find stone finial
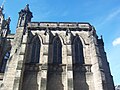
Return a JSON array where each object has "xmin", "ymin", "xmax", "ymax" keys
[
  {"xmin": 18, "ymin": 4, "xmax": 33, "ymax": 28},
  {"xmin": 24, "ymin": 4, "xmax": 30, "ymax": 11},
  {"xmin": 19, "ymin": 4, "xmax": 32, "ymax": 15},
  {"xmin": 100, "ymin": 35, "xmax": 103, "ymax": 39},
  {"xmin": 7, "ymin": 16, "xmax": 11, "ymax": 24},
  {"xmin": 100, "ymin": 35, "xmax": 104, "ymax": 45},
  {"xmin": 0, "ymin": 5, "xmax": 4, "ymax": 15},
  {"xmin": 0, "ymin": 5, "xmax": 4, "ymax": 10}
]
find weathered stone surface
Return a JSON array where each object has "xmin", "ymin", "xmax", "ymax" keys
[{"xmin": 0, "ymin": 5, "xmax": 115, "ymax": 90}]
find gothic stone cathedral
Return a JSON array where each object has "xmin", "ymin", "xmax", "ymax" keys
[{"xmin": 0, "ymin": 4, "xmax": 115, "ymax": 90}]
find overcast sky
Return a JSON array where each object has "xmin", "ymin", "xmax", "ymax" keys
[{"xmin": 0, "ymin": 0, "xmax": 120, "ymax": 85}]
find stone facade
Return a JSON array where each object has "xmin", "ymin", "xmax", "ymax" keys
[
  {"xmin": 0, "ymin": 4, "xmax": 115, "ymax": 90},
  {"xmin": 115, "ymin": 85, "xmax": 120, "ymax": 90}
]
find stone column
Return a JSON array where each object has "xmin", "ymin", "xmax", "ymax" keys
[
  {"xmin": 66, "ymin": 33, "xmax": 73, "ymax": 90},
  {"xmin": 39, "ymin": 32, "xmax": 49, "ymax": 90},
  {"xmin": 62, "ymin": 44, "xmax": 68, "ymax": 90},
  {"xmin": 90, "ymin": 36, "xmax": 104, "ymax": 90},
  {"xmin": 2, "ymin": 27, "xmax": 25, "ymax": 90},
  {"xmin": 40, "ymin": 54, "xmax": 48, "ymax": 90},
  {"xmin": 67, "ymin": 55, "xmax": 73, "ymax": 90},
  {"xmin": 13, "ymin": 32, "xmax": 28, "ymax": 90}
]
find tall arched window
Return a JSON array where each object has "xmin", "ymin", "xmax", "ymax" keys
[
  {"xmin": 73, "ymin": 36, "xmax": 87, "ymax": 90},
  {"xmin": 47, "ymin": 36, "xmax": 63, "ymax": 90},
  {"xmin": 31, "ymin": 36, "xmax": 40, "ymax": 63},
  {"xmin": 22, "ymin": 36, "xmax": 40, "ymax": 90},
  {"xmin": 53, "ymin": 36, "xmax": 62, "ymax": 64},
  {"xmin": 73, "ymin": 36, "xmax": 84, "ymax": 64}
]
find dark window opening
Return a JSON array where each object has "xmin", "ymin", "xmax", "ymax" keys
[
  {"xmin": 0, "ymin": 51, "xmax": 10, "ymax": 73},
  {"xmin": 31, "ymin": 37, "xmax": 40, "ymax": 63},
  {"xmin": 53, "ymin": 37, "xmax": 62, "ymax": 64},
  {"xmin": 73, "ymin": 37, "xmax": 84, "ymax": 64}
]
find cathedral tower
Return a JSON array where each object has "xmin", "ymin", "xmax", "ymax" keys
[{"xmin": 0, "ymin": 5, "xmax": 115, "ymax": 90}]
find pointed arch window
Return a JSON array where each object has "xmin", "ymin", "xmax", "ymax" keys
[
  {"xmin": 53, "ymin": 37, "xmax": 62, "ymax": 64},
  {"xmin": 1, "ymin": 51, "xmax": 10, "ymax": 72},
  {"xmin": 31, "ymin": 36, "xmax": 40, "ymax": 63},
  {"xmin": 73, "ymin": 37, "xmax": 84, "ymax": 64}
]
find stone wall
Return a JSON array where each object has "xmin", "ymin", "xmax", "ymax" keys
[{"xmin": 1, "ymin": 22, "xmax": 115, "ymax": 90}]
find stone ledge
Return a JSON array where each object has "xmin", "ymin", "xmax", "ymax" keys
[{"xmin": 27, "ymin": 22, "xmax": 92, "ymax": 31}]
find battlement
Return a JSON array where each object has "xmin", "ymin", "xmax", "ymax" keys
[{"xmin": 27, "ymin": 22, "xmax": 92, "ymax": 31}]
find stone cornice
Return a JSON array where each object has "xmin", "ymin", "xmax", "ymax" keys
[{"xmin": 27, "ymin": 22, "xmax": 92, "ymax": 31}]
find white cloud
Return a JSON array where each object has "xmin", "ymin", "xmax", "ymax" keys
[{"xmin": 112, "ymin": 37, "xmax": 120, "ymax": 46}]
